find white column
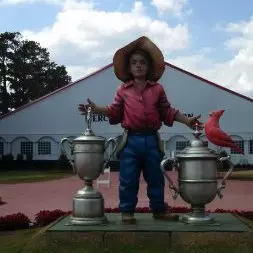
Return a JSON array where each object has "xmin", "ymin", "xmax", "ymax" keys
[{"xmin": 33, "ymin": 142, "xmax": 36, "ymax": 160}]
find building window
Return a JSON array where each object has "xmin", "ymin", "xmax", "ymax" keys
[
  {"xmin": 230, "ymin": 140, "xmax": 244, "ymax": 154},
  {"xmin": 176, "ymin": 141, "xmax": 189, "ymax": 151},
  {"xmin": 20, "ymin": 142, "xmax": 33, "ymax": 158},
  {"xmin": 38, "ymin": 141, "xmax": 51, "ymax": 155},
  {"xmin": 0, "ymin": 142, "xmax": 4, "ymax": 155},
  {"xmin": 249, "ymin": 140, "xmax": 253, "ymax": 154}
]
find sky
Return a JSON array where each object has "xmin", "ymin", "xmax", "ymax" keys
[{"xmin": 0, "ymin": 0, "xmax": 253, "ymax": 99}]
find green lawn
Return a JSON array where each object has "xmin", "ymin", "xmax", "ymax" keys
[
  {"xmin": 1, "ymin": 169, "xmax": 253, "ymax": 184},
  {"xmin": 218, "ymin": 170, "xmax": 253, "ymax": 180},
  {"xmin": 0, "ymin": 170, "xmax": 74, "ymax": 184},
  {"xmin": 232, "ymin": 170, "xmax": 253, "ymax": 177}
]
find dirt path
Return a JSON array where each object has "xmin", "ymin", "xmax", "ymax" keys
[{"xmin": 1, "ymin": 172, "xmax": 252, "ymax": 221}]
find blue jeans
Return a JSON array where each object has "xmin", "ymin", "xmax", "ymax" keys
[{"xmin": 119, "ymin": 134, "xmax": 168, "ymax": 213}]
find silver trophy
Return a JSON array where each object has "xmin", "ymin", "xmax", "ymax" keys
[
  {"xmin": 160, "ymin": 124, "xmax": 235, "ymax": 225},
  {"xmin": 60, "ymin": 107, "xmax": 117, "ymax": 225}
]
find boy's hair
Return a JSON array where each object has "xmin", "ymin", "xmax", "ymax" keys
[{"xmin": 125, "ymin": 49, "xmax": 154, "ymax": 81}]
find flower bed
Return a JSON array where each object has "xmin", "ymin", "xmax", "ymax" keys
[
  {"xmin": 0, "ymin": 207, "xmax": 253, "ymax": 231},
  {"xmin": 0, "ymin": 213, "xmax": 31, "ymax": 230}
]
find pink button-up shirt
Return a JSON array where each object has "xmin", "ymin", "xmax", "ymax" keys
[{"xmin": 107, "ymin": 80, "xmax": 178, "ymax": 131}]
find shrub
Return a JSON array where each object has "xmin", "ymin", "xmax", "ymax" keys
[
  {"xmin": 34, "ymin": 207, "xmax": 253, "ymax": 226},
  {"xmin": 16, "ymin": 154, "xmax": 23, "ymax": 161},
  {"xmin": 0, "ymin": 213, "xmax": 30, "ymax": 231},
  {"xmin": 35, "ymin": 209, "xmax": 70, "ymax": 226},
  {"xmin": 1, "ymin": 207, "xmax": 253, "ymax": 230},
  {"xmin": 1, "ymin": 154, "xmax": 14, "ymax": 161}
]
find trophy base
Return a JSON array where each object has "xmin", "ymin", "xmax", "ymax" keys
[
  {"xmin": 181, "ymin": 213, "xmax": 217, "ymax": 225},
  {"xmin": 67, "ymin": 215, "xmax": 108, "ymax": 226},
  {"xmin": 181, "ymin": 206, "xmax": 219, "ymax": 225},
  {"xmin": 69, "ymin": 183, "xmax": 108, "ymax": 226}
]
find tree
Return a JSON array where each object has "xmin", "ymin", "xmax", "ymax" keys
[
  {"xmin": 0, "ymin": 32, "xmax": 20, "ymax": 114},
  {"xmin": 0, "ymin": 32, "xmax": 72, "ymax": 115}
]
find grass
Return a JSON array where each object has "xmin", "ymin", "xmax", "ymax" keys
[
  {"xmin": 0, "ymin": 169, "xmax": 252, "ymax": 184},
  {"xmin": 218, "ymin": 169, "xmax": 253, "ymax": 180},
  {"xmin": 0, "ymin": 170, "xmax": 73, "ymax": 184},
  {"xmin": 232, "ymin": 170, "xmax": 253, "ymax": 177}
]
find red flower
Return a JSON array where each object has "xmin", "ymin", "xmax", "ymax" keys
[
  {"xmin": 35, "ymin": 209, "xmax": 67, "ymax": 226},
  {"xmin": 1, "ymin": 206, "xmax": 253, "ymax": 230}
]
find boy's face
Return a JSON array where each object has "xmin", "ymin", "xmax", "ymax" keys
[{"xmin": 129, "ymin": 53, "xmax": 149, "ymax": 80}]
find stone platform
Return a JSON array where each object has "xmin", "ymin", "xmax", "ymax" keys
[{"xmin": 44, "ymin": 213, "xmax": 253, "ymax": 251}]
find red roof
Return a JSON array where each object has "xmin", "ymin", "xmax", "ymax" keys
[{"xmin": 0, "ymin": 62, "xmax": 252, "ymax": 120}]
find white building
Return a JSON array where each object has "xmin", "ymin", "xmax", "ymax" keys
[{"xmin": 0, "ymin": 62, "xmax": 252, "ymax": 165}]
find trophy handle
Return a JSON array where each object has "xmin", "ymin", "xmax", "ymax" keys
[
  {"xmin": 160, "ymin": 157, "xmax": 179, "ymax": 199},
  {"xmin": 60, "ymin": 138, "xmax": 75, "ymax": 173},
  {"xmin": 216, "ymin": 155, "xmax": 235, "ymax": 199},
  {"xmin": 102, "ymin": 138, "xmax": 118, "ymax": 174}
]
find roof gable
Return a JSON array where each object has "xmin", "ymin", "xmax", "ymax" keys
[{"xmin": 0, "ymin": 61, "xmax": 252, "ymax": 120}]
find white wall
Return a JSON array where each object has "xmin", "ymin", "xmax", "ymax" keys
[
  {"xmin": 159, "ymin": 66, "xmax": 253, "ymax": 135},
  {"xmin": 0, "ymin": 64, "xmax": 252, "ymax": 163}
]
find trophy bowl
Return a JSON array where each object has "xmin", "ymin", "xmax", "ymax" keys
[
  {"xmin": 161, "ymin": 128, "xmax": 235, "ymax": 225},
  {"xmin": 61, "ymin": 136, "xmax": 106, "ymax": 180}
]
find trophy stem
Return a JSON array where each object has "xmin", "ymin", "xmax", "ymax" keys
[
  {"xmin": 191, "ymin": 205, "xmax": 205, "ymax": 216},
  {"xmin": 84, "ymin": 179, "xmax": 93, "ymax": 187}
]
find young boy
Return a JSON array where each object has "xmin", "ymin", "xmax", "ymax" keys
[{"xmin": 79, "ymin": 36, "xmax": 203, "ymax": 224}]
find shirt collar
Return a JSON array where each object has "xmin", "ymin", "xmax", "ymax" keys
[{"xmin": 123, "ymin": 80, "xmax": 157, "ymax": 88}]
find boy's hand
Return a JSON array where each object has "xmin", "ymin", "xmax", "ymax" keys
[
  {"xmin": 78, "ymin": 98, "xmax": 97, "ymax": 115},
  {"xmin": 186, "ymin": 114, "xmax": 204, "ymax": 131}
]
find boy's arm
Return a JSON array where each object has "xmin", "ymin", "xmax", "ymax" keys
[
  {"xmin": 93, "ymin": 105, "xmax": 109, "ymax": 116},
  {"xmin": 158, "ymin": 85, "xmax": 203, "ymax": 129},
  {"xmin": 106, "ymin": 86, "xmax": 124, "ymax": 124},
  {"xmin": 174, "ymin": 111, "xmax": 190, "ymax": 125},
  {"xmin": 79, "ymin": 87, "xmax": 124, "ymax": 123},
  {"xmin": 79, "ymin": 99, "xmax": 109, "ymax": 116},
  {"xmin": 157, "ymin": 86, "xmax": 179, "ymax": 127}
]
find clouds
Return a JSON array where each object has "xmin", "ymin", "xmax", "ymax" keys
[
  {"xmin": 1, "ymin": 0, "xmax": 253, "ymax": 99},
  {"xmin": 21, "ymin": 0, "xmax": 190, "ymax": 80},
  {"xmin": 151, "ymin": 0, "xmax": 192, "ymax": 18},
  {"xmin": 170, "ymin": 16, "xmax": 253, "ymax": 98},
  {"xmin": 0, "ymin": 0, "xmax": 62, "ymax": 5}
]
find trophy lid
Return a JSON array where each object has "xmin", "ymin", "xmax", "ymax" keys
[
  {"xmin": 176, "ymin": 123, "xmax": 217, "ymax": 158},
  {"xmin": 73, "ymin": 107, "xmax": 106, "ymax": 143}
]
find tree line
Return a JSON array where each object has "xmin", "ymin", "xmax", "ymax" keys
[{"xmin": 0, "ymin": 32, "xmax": 72, "ymax": 116}]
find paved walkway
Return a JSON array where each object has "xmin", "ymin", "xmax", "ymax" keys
[{"xmin": 1, "ymin": 172, "xmax": 253, "ymax": 221}]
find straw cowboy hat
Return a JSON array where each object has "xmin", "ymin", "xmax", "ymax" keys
[{"xmin": 113, "ymin": 36, "xmax": 165, "ymax": 82}]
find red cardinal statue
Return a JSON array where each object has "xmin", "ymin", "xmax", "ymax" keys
[{"xmin": 205, "ymin": 109, "xmax": 244, "ymax": 155}]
